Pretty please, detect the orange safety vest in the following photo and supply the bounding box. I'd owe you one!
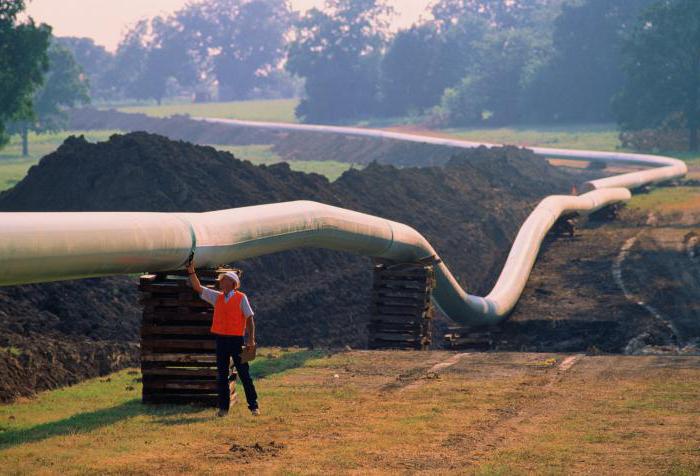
[211,291,248,336]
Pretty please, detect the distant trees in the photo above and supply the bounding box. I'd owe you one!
[55,37,113,99]
[287,0,391,122]
[427,0,561,126]
[615,0,700,151]
[526,0,655,123]
[8,0,695,147]
[285,0,576,124]
[179,0,293,101]
[0,0,51,147]
[439,29,547,126]
[80,0,294,104]
[379,16,484,117]
[376,0,694,132]
[9,42,90,155]
[109,18,199,105]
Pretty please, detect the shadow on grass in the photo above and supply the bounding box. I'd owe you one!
[0,350,329,450]
[0,399,202,450]
[250,349,327,379]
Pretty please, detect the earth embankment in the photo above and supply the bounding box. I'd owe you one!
[0,131,592,400]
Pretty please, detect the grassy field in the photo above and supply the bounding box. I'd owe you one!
[442,124,622,151]
[214,144,362,181]
[118,98,299,123]
[627,186,700,212]
[0,350,698,474]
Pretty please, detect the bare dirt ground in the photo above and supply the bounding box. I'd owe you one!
[481,174,700,355]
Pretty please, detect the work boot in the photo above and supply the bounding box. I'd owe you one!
[250,408,260,416]
[217,409,228,418]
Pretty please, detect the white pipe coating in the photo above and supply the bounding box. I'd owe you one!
[0,118,688,326]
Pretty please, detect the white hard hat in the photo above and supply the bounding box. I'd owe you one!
[219,271,240,286]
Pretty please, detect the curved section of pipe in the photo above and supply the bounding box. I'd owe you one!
[0,118,688,326]
[196,117,688,192]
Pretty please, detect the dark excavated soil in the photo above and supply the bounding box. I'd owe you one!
[0,131,596,401]
[481,210,700,354]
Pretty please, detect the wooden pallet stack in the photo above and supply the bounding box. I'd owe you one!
[139,268,238,406]
[444,327,496,351]
[368,261,435,350]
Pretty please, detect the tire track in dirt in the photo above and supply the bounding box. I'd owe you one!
[616,220,700,353]
[613,233,675,336]
[613,224,687,352]
[400,353,471,392]
[444,354,586,465]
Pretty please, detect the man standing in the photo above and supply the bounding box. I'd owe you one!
[186,261,260,417]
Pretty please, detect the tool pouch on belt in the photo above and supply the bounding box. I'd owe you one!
[241,345,257,363]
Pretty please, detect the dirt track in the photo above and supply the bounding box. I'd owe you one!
[485,204,700,354]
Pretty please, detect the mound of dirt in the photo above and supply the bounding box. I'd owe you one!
[0,131,591,400]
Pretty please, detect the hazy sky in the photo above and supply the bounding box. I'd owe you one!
[25,0,433,52]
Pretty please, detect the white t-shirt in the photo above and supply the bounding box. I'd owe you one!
[200,287,254,318]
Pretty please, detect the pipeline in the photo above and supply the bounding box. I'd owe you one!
[0,119,688,326]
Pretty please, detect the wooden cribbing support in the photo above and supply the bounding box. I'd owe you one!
[443,327,495,351]
[367,259,435,350]
[139,267,240,406]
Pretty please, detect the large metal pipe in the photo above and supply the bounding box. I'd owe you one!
[0,119,688,326]
[196,117,688,192]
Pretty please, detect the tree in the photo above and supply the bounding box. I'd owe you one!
[173,0,293,101]
[378,14,487,117]
[615,0,700,151]
[0,0,51,147]
[55,36,114,100]
[526,0,655,123]
[438,28,547,126]
[10,42,90,156]
[137,16,199,104]
[379,25,443,116]
[287,0,391,122]
[431,0,563,30]
[104,18,199,104]
[424,0,563,126]
[102,20,150,100]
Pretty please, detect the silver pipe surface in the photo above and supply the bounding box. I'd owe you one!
[0,119,688,325]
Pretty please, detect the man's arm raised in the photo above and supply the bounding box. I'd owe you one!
[186,260,203,294]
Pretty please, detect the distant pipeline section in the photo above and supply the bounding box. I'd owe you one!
[0,119,687,326]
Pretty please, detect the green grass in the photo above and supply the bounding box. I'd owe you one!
[438,124,700,166]
[214,144,363,181]
[0,347,21,357]
[0,347,316,450]
[213,144,281,163]
[441,123,623,151]
[118,98,299,123]
[627,186,700,211]
[250,348,327,379]
[0,130,119,191]
[0,352,698,474]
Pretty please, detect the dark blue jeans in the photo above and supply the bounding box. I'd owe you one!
[215,335,258,411]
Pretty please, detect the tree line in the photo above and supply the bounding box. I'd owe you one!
[1,0,699,151]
